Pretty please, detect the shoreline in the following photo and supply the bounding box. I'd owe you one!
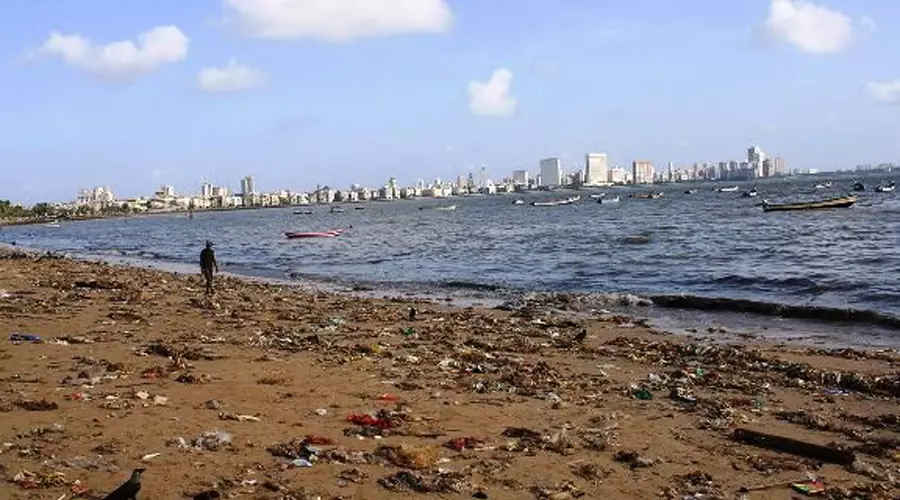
[5,241,899,352]
[1,247,899,499]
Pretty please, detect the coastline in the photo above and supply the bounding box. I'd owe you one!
[1,247,898,499]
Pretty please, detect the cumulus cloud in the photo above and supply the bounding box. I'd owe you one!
[197,59,267,93]
[764,0,853,54]
[468,69,516,117]
[865,80,900,105]
[34,25,189,82]
[222,0,452,41]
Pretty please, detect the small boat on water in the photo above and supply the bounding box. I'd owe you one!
[715,186,739,193]
[294,209,313,215]
[532,195,580,207]
[741,188,759,198]
[330,206,345,214]
[875,182,896,193]
[852,181,866,192]
[512,199,525,205]
[45,221,61,228]
[435,205,457,211]
[761,195,857,212]
[814,182,832,189]
[588,193,606,199]
[684,189,697,195]
[354,206,366,210]
[630,192,664,199]
[598,196,620,204]
[285,229,344,239]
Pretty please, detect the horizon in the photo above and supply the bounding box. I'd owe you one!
[2,0,899,205]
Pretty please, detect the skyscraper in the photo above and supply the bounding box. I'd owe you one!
[584,153,608,186]
[539,157,562,187]
[240,176,256,197]
[632,161,654,184]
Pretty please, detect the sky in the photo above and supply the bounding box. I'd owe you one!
[1,0,899,204]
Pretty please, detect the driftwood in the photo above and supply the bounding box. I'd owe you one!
[732,428,856,465]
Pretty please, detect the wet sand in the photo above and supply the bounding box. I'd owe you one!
[0,249,898,499]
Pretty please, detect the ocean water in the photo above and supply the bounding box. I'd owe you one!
[3,172,899,347]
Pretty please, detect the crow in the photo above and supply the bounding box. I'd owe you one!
[408,307,417,321]
[572,329,587,343]
[102,468,145,500]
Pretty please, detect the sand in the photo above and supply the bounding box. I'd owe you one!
[0,248,898,500]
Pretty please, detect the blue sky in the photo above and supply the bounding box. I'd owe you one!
[1,0,898,204]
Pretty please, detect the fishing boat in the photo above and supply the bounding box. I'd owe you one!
[598,196,620,204]
[875,182,896,193]
[330,206,345,214]
[532,195,580,207]
[588,193,606,199]
[294,209,313,215]
[630,192,664,199]
[512,199,525,205]
[354,206,366,210]
[45,220,61,228]
[435,205,457,211]
[285,229,344,239]
[684,189,697,195]
[715,186,739,193]
[761,195,857,212]
[852,181,866,192]
[814,182,832,189]
[741,188,759,198]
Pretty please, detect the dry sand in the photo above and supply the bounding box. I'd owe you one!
[0,248,898,499]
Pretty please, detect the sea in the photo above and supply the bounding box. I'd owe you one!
[3,171,899,349]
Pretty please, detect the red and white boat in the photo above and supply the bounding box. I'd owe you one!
[284,229,345,239]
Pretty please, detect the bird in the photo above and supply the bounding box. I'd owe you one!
[102,468,145,500]
[408,307,417,321]
[572,329,587,343]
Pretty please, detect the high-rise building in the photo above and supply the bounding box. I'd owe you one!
[512,170,529,186]
[608,167,627,184]
[539,157,562,187]
[201,182,213,199]
[632,161,654,184]
[748,146,766,164]
[773,157,786,176]
[240,176,256,197]
[584,153,608,186]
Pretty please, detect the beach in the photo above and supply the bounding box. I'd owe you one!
[0,248,898,499]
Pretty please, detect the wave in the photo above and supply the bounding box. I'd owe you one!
[649,294,900,329]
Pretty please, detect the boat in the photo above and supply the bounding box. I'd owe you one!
[741,188,759,198]
[715,186,739,193]
[330,206,345,213]
[598,196,620,204]
[630,192,664,199]
[45,221,61,228]
[814,182,832,189]
[852,181,865,192]
[512,199,525,205]
[294,209,313,215]
[285,229,344,239]
[354,206,366,210]
[684,189,697,195]
[761,195,857,212]
[435,205,457,211]
[588,193,606,199]
[875,182,896,193]
[532,195,580,207]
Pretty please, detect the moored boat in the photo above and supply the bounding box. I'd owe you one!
[630,192,664,199]
[330,206,345,213]
[852,181,865,192]
[512,199,525,205]
[761,195,857,212]
[741,188,759,198]
[435,205,457,211]
[598,196,620,204]
[532,195,580,207]
[588,193,606,199]
[684,189,697,195]
[715,186,739,193]
[875,182,896,193]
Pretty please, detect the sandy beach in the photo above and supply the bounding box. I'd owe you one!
[0,248,898,500]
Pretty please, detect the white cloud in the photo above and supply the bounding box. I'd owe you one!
[764,0,853,54]
[858,16,877,32]
[197,59,267,93]
[865,80,900,105]
[468,68,516,117]
[222,0,452,41]
[35,25,189,82]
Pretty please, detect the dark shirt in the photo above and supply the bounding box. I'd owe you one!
[200,248,216,270]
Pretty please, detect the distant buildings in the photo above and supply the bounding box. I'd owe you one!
[511,170,530,187]
[608,166,627,184]
[584,153,609,186]
[632,161,654,184]
[539,157,562,187]
[240,176,256,197]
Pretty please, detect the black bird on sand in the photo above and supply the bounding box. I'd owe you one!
[409,307,417,321]
[102,468,145,500]
[572,329,587,343]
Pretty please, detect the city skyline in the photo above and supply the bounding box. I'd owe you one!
[3,1,900,204]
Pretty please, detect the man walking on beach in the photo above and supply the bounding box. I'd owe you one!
[200,241,218,295]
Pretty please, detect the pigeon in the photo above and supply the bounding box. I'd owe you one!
[102,468,145,500]
[572,329,587,343]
